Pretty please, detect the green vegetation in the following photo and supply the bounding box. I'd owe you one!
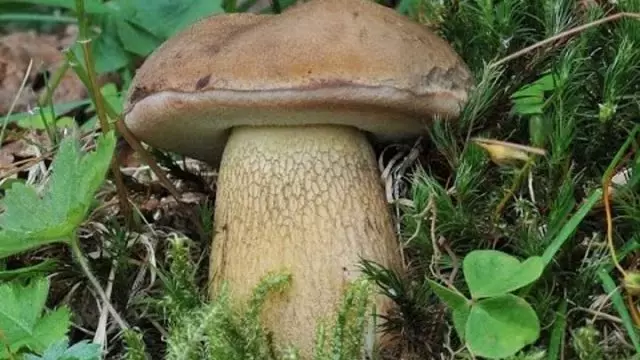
[0,0,639,359]
[428,250,544,358]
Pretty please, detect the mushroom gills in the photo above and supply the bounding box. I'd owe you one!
[209,124,401,356]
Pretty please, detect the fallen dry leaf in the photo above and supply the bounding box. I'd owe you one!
[0,29,86,116]
[472,137,547,166]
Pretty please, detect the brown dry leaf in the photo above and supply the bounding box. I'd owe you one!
[0,146,15,172]
[472,137,547,166]
[0,139,25,162]
[0,29,86,115]
[0,131,53,178]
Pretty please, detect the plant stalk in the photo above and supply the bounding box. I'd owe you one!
[69,232,130,331]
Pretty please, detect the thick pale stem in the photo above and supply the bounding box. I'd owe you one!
[209,124,402,357]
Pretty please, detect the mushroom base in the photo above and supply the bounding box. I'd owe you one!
[209,124,403,358]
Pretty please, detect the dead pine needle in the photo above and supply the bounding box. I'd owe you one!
[491,12,640,69]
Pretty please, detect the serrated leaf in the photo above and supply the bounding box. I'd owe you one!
[32,307,73,352]
[24,338,101,360]
[463,250,544,298]
[16,113,76,130]
[0,278,71,358]
[0,131,116,259]
[466,294,540,359]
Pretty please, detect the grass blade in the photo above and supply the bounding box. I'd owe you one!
[597,269,640,352]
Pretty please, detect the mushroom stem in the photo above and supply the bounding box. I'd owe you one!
[209,124,402,357]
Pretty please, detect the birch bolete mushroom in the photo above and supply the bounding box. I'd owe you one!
[123,0,472,356]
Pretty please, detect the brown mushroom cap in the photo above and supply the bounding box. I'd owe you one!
[123,0,472,166]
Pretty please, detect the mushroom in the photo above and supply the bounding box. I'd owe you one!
[123,0,472,357]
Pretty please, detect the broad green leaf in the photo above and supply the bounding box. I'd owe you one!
[16,113,75,130]
[69,16,130,74]
[452,304,471,341]
[426,279,469,310]
[127,0,224,39]
[395,0,416,14]
[23,338,100,360]
[427,279,472,341]
[31,307,73,354]
[0,278,71,358]
[511,72,556,116]
[5,0,107,13]
[463,250,543,298]
[90,21,131,74]
[466,294,540,359]
[0,131,116,258]
[85,83,124,116]
[2,99,92,126]
[115,19,162,56]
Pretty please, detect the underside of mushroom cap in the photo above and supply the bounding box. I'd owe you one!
[123,0,473,165]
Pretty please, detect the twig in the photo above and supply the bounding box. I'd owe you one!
[601,125,639,277]
[69,232,129,331]
[491,12,640,69]
[603,163,627,276]
[114,119,209,242]
[0,151,52,180]
[439,239,460,286]
[113,119,182,203]
[1,59,33,144]
[0,130,102,182]
[38,61,73,145]
[568,306,623,324]
[93,260,118,348]
[74,0,133,227]
[494,159,535,220]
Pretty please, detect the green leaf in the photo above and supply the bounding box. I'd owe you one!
[510,72,556,116]
[452,304,471,341]
[0,260,57,281]
[463,250,543,298]
[466,294,540,359]
[547,299,568,360]
[5,0,107,13]
[85,83,124,118]
[23,338,101,360]
[115,19,162,56]
[541,189,602,268]
[0,278,71,358]
[0,131,116,258]
[127,0,223,39]
[69,16,130,74]
[2,99,92,126]
[90,25,130,74]
[426,279,469,310]
[427,279,472,341]
[598,268,640,352]
[16,113,76,130]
